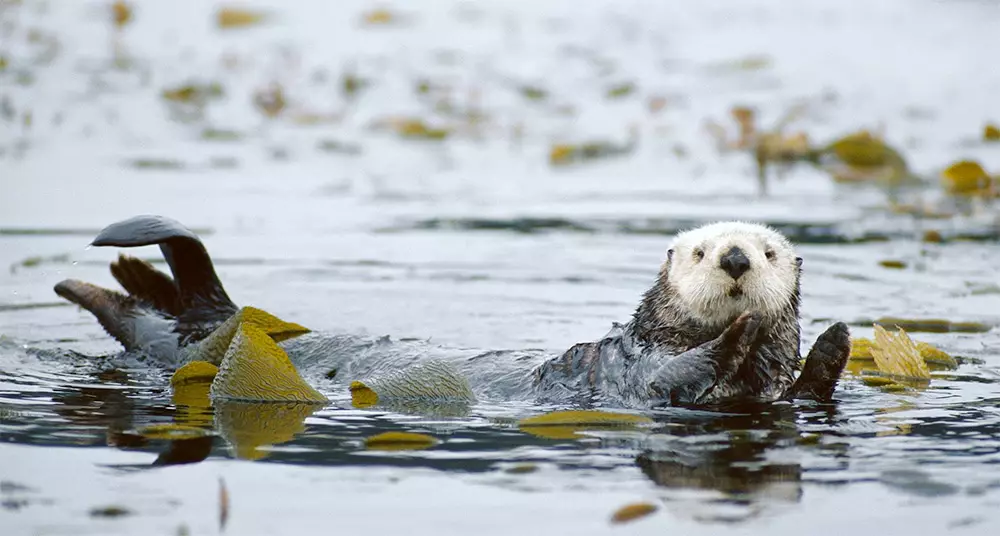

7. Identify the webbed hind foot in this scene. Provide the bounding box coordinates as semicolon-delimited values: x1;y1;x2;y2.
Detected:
648;311;763;406
783;322;851;402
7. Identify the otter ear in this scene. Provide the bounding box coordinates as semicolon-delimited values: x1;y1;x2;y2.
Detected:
667;249;674;262
795;257;803;268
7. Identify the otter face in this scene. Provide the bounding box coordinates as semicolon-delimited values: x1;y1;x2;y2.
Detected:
664;221;800;327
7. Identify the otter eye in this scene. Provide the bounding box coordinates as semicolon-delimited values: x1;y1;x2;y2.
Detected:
765;249;776;261
693;248;704;261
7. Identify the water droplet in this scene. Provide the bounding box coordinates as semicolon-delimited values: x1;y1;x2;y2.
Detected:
84;245;92;251
72;261;78;266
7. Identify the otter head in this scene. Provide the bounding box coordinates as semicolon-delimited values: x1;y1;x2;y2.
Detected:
663;221;801;328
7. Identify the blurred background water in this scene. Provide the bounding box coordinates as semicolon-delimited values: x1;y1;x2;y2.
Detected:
1;1;1000;534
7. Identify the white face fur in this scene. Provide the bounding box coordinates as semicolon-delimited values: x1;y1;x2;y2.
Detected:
664;221;799;327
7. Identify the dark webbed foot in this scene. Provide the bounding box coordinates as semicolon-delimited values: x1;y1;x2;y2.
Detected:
648;311;763;406
783;322;851;402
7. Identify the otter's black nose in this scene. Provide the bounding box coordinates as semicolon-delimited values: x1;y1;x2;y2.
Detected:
719;246;751;280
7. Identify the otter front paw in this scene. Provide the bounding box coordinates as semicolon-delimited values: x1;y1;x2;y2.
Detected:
783;322;851;402
647;311;763;406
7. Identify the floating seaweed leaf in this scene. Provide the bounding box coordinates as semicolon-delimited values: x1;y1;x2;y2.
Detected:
171;361;219;386
518;410;652;439
871;325;931;381
111;1;132;29
605;81;635;100
216;7;269;29
200;127;243;142
253;83;286;118
519;85;547;101
872;317;992;333
851;335;958;370
364;431;438;451
941;160;994;197
983;123;1000;142
610;502;658;524
161;82;224;104
393;118;450;140
211;324;327;403
90;505;131;518
878;260;906;269
362;8;398;26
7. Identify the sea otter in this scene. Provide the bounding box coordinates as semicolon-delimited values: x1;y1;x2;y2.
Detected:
533;221;852;407
53;215;851;408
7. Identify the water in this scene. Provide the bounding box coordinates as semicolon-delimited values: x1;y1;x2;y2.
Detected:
2;0;1000;534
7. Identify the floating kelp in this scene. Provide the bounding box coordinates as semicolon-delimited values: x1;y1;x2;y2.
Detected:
866;325;931;389
518;410;652;440
364;431;438;451
605;81;636;100
878;260;907;269
519;85;547;101
125;158;186;170
361;8;399;26
816;130;911;185
112;1;132;29
9;252;69;274
392;118;451;140
216;7;269;29
984;123;1000;142
852;328;957;370
253;83;286;118
871;317;992;334
90;505;131;518
210;323;327;403
940;160;995;197
200;128;243;142
548;125;639;167
161;82;224;105
610;502;658;524
171;361;219;386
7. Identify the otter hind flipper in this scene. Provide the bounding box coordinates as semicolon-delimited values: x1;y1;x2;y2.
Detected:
54;279;136;349
110;254;181;317
783;322;851;402
92;215;238;331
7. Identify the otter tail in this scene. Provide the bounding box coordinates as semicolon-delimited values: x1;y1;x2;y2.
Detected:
783;322;851;402
55;215;238;348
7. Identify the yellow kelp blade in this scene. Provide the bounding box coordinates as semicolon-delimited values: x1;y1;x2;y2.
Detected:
210;323;327;403
869;325;931;388
518;410;653;440
215;401;320;460
190;306;311;366
171;361;219;386
849;337;957;370
941;160;993;196
237;306;311;343
349;360;476;409
364;431;439;452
